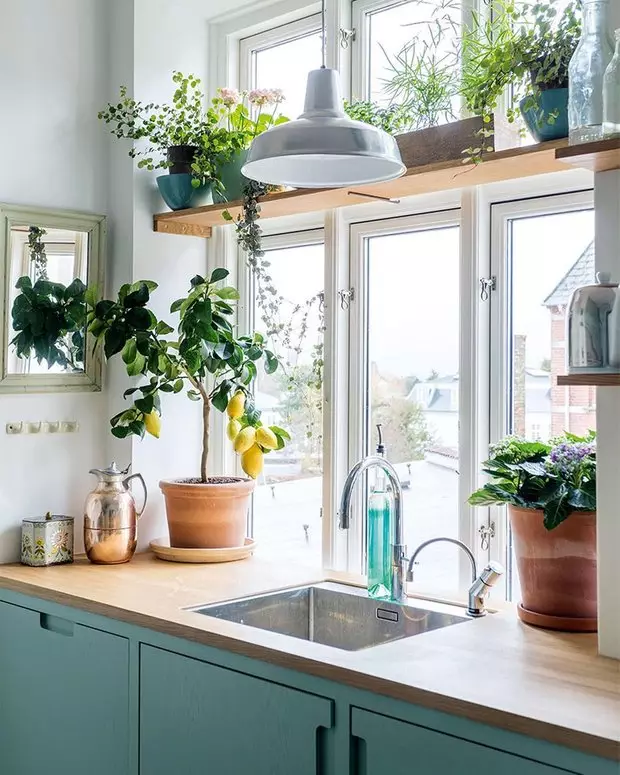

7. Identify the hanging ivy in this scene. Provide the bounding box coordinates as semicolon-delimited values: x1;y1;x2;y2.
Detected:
28;226;48;280
225;181;325;392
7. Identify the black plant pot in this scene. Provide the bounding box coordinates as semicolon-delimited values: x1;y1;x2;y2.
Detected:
167;145;198;175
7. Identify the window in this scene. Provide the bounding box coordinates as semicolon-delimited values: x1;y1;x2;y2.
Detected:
490;191;595;596
351;0;463;122
239;15;323;120
350;211;463;589
243;231;325;565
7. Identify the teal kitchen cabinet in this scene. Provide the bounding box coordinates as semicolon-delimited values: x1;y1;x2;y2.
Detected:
140;644;335;775
0;600;131;775
351;708;577;775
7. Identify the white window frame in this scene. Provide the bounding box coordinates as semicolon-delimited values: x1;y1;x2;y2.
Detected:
238;13;323;99
488;188;595;592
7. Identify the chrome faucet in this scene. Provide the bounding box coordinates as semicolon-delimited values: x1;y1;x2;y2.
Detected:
406;537;504;617
339;456;407;602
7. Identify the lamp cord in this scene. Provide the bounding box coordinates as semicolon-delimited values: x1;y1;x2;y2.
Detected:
321;0;326;68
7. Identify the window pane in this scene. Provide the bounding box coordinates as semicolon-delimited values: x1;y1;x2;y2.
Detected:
364;0;461;122
365;224;460;588
254;30;323;119
507;206;595;599
509;209;596;441
252;241;324;565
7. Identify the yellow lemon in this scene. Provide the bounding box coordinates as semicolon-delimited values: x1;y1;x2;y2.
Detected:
226;418;242;441
144;411;161;439
256;426;278;450
241;444;264;479
233;426;256;454
226;391;245;419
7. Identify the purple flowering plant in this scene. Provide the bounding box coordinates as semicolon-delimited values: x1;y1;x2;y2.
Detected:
468;431;596;530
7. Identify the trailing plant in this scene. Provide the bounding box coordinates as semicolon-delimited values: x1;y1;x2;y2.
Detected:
11;276;86;371
86;269;290;482
461;0;581;127
343;100;415;134
468;432;596;531
99;75;288;190
28;226;48;280
225;182;325;398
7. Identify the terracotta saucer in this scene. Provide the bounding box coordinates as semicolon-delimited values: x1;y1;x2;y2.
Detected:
517;603;597;633
149;537;257;564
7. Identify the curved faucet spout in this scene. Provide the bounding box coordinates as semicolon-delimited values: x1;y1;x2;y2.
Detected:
339;456;407;602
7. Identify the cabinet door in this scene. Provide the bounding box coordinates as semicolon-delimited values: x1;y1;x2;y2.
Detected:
140;645;334;775
351;708;567;775
0;600;130;775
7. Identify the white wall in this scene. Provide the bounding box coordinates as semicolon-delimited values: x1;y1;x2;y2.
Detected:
0;0;114;561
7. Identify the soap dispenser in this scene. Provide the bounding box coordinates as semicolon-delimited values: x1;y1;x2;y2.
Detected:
367;424;395;600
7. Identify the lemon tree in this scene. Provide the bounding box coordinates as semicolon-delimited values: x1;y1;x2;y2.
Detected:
86;268;290;482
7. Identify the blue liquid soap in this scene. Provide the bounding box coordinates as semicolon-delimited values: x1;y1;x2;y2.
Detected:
367;467;394;600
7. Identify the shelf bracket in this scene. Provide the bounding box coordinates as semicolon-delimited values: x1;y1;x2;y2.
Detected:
347;191;401;204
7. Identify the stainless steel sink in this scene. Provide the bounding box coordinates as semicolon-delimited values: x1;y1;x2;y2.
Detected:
191;582;469;651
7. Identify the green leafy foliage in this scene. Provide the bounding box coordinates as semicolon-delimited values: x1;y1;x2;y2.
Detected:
343;100;416;134
468;432;596;531
10;276;86;370
98;74;288;190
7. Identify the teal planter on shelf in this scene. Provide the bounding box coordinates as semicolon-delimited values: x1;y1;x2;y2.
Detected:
520;88;569;142
213;148;249;204
156;174;213;211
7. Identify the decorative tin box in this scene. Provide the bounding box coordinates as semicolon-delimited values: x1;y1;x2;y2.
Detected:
21;513;74;566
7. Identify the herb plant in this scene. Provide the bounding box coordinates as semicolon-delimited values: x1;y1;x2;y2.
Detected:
468;432;596;530
86;269;290;482
28;226;48;280
343;100;415;134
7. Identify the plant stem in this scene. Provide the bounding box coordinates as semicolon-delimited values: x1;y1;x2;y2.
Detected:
196;379;210;483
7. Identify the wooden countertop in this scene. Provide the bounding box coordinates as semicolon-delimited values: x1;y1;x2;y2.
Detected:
0;555;618;761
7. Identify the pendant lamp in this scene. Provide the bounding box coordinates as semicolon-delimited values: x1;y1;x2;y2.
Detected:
241;1;406;189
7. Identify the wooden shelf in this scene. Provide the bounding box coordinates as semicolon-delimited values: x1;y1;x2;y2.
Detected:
154;139;572;237
555;137;620;173
557;373;620;386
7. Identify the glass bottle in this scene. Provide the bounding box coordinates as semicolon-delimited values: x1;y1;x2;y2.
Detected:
367;465;394;600
568;0;614;144
603;29;620;137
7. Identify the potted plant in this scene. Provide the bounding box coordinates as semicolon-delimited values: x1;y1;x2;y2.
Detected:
99;72;222;210
462;0;582;142
11;268;291;549
209;87;289;203
469;433;597;631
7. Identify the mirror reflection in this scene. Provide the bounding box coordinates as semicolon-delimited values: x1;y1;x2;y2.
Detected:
7;225;89;375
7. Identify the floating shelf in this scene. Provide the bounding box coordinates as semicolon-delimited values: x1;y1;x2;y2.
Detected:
555;137;620;173
154;139;572;238
557;374;620;387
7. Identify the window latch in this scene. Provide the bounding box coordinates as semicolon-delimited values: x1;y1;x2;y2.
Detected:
478;522;496;551
479;276;496;301
339;28;356;48
338;288;355;310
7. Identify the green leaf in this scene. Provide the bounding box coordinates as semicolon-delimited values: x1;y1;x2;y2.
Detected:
170;298;185;313
126;352;146;376
221;210;233;222
211;386;230;412
104;325;128;358
124;283;150;308
190;275;206;288
126;307;152;330
95;300;115;320
111;426;132;439
264;350;279;375
16;276;32;291
121;339;137;364
134;395;155;414
64;278;86;299
155;320;174;335
215;286;240;300
187;389;202;401
210;267;229;283
270;425;291;441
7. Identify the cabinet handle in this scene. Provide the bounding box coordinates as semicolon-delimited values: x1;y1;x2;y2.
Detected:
350;735;367;775
39;613;74;636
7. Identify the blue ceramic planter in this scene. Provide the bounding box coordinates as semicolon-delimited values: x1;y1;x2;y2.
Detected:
156;174;213;211
213;149;249;204
520;88;569;142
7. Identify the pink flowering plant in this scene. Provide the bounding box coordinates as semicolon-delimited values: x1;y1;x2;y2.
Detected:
468;432;596;530
208;86;288;161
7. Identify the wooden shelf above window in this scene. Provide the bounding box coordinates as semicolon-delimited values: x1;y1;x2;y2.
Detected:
555;137;620;173
557;373;620;386
153;139;572;238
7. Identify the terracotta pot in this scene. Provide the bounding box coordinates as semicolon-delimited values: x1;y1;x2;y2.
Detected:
159;478;255;549
509;506;597;630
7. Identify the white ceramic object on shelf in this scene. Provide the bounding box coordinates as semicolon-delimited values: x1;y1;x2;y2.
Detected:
567;272;620;373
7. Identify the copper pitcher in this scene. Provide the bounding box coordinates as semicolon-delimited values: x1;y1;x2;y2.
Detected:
84;463;147;564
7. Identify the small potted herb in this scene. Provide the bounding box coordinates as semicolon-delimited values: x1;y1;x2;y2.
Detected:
462;0;581;141
469;433;597;631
